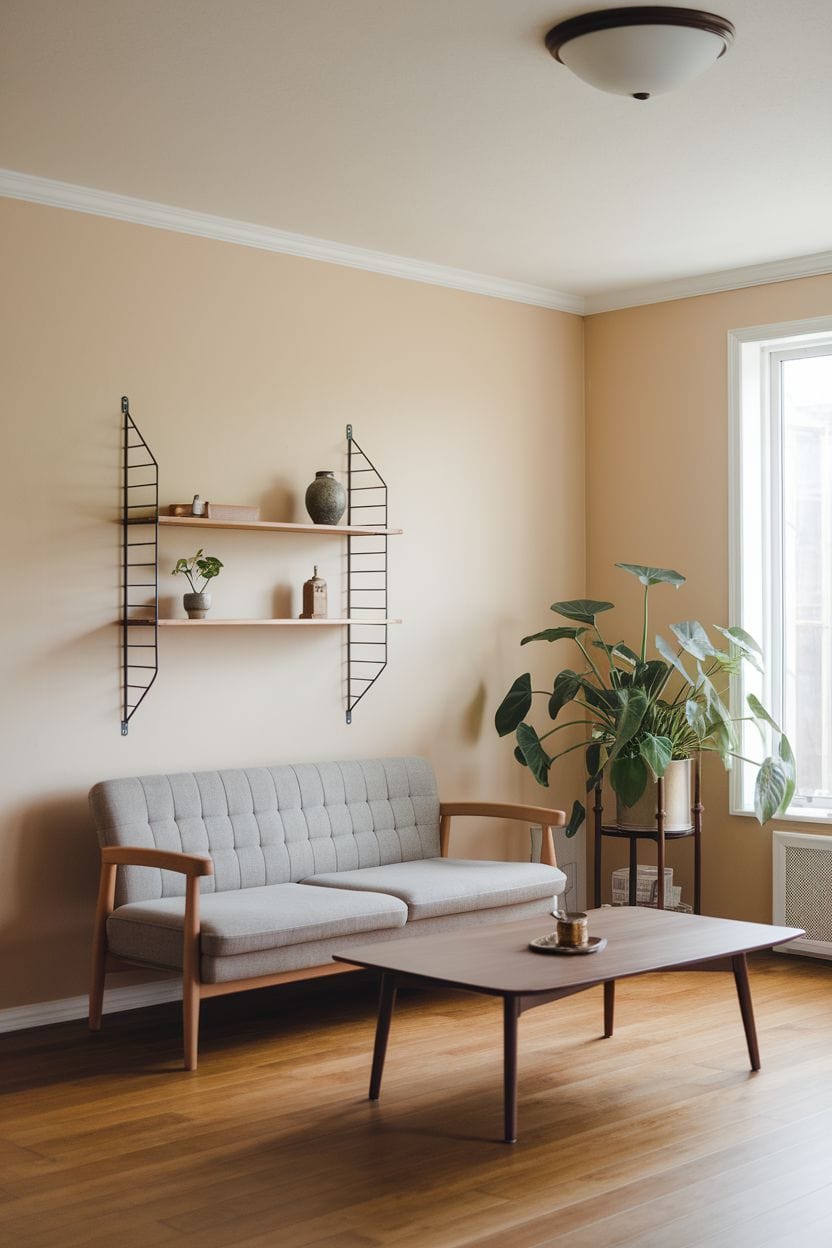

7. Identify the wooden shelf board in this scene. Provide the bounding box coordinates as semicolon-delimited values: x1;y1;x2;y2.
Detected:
151;618;401;627
158;516;402;536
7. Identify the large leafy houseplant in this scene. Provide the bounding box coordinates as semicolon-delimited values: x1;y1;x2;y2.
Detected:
495;563;795;838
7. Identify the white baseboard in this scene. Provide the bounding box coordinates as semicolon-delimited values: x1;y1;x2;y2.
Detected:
0;979;182;1035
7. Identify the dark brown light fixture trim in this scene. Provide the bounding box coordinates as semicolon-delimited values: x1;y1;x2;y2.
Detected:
545;7;735;64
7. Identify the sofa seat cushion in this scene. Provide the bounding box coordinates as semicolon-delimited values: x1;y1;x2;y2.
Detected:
302;857;566;921
107;882;407;967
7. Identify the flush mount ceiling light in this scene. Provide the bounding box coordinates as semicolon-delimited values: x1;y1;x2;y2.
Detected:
545;6;735;100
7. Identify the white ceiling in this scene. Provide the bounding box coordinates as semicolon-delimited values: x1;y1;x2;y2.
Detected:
1;0;831;300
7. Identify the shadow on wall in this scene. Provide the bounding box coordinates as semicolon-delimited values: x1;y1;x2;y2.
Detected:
0;790;99;1007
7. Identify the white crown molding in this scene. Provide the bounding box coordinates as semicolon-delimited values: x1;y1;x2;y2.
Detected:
0;168;585;315
0;977;181;1034
585;251;832;315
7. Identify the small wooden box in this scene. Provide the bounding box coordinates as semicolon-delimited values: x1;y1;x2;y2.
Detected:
166;502;201;517
206;503;261;522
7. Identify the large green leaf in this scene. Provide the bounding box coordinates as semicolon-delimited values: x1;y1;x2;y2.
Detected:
610;755;649;807
616;563;686;588
713;625;764;673
513;745;528;767
608;688;648;762
747;693;783;734
575;676;619;714
521;626;588;646
669;620;718;661
655;634;693;685
564;799;585;839
515;723;552;787
779;735;797;811
715;625;763;656
495;673;532;737
685;699;708;739
550;599;614;625
585;742;602;789
639;733;673;780
754;756;789;823
549;670;581;720
635;659;671;699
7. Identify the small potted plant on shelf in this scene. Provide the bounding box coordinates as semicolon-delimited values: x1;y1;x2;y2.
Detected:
172;549;224;619
495;562;795;838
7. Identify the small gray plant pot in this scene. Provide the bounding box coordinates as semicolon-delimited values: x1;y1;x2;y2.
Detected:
183;592;212;620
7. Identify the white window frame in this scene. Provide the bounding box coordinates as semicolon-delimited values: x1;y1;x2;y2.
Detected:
728;315;832;822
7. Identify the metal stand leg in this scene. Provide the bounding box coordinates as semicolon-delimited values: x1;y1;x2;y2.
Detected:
603;980;615;1038
369;973;397;1100
732;954;761;1071
503;996;520;1144
628;836;638;906
593;785;603;907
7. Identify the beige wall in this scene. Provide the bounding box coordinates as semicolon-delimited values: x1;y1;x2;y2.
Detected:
0;197;585;1010
585;274;832;921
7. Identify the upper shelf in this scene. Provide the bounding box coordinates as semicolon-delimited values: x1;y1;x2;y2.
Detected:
158;515;402;537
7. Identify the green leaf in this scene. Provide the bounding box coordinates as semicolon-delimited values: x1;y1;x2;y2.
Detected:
495;673;532;737
608;688;648;763
713;625;764;673
564;799;585;838
655;634;693;685
708;717;734;768
754;757;788;824
585;741;605;791
715;625;763;656
575;676;619;713
669;620;718;661
513;745;528;767
521;626;588;645
635;659;670;699
613;642;640;665
549;670;581;720
550;599;614;625
685;699;708;739
610;755;649;807
779;735;796;811
747;693;783;735
516;723;552;787
639;733;673;780
616;563;686;589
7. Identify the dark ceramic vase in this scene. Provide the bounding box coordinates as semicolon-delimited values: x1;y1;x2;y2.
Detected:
305;471;346;525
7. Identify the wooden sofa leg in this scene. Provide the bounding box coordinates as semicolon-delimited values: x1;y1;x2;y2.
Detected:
89;861;116;1031
182;876;201;1071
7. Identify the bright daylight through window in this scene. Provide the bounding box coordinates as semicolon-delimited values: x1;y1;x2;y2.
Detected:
730;317;832;820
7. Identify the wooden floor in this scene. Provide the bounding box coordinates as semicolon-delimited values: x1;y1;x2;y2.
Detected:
1;952;832;1248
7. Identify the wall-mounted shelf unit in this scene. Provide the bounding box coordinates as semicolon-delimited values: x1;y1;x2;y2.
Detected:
119;400;400;733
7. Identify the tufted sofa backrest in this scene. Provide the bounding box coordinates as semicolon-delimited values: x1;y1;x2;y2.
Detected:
90;757;440;906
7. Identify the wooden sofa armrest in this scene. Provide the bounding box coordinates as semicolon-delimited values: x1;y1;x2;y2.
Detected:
439;802;566;868
100;846;214;877
92;847;212;1066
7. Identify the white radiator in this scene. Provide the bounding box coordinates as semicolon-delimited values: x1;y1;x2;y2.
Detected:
772;829;832;959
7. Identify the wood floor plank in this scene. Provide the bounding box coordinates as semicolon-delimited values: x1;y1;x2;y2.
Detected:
1;953;831;1248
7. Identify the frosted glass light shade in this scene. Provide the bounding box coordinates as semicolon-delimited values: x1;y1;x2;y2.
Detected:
546;7;734;100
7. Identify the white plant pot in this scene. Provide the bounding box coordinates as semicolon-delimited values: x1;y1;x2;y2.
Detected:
615;758;693;833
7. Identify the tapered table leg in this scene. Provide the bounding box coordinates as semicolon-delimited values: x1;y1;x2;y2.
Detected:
603;980;615;1038
369;973;397;1100
628;836;638;906
732;953;760;1071
503;996;520;1144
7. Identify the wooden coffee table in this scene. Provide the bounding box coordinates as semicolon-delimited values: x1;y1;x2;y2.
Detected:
334;907;804;1143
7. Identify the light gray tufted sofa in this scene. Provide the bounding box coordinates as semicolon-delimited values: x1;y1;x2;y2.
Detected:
89;757;566;1068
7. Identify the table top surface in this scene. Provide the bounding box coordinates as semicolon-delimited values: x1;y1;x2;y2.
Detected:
334;907;804;996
